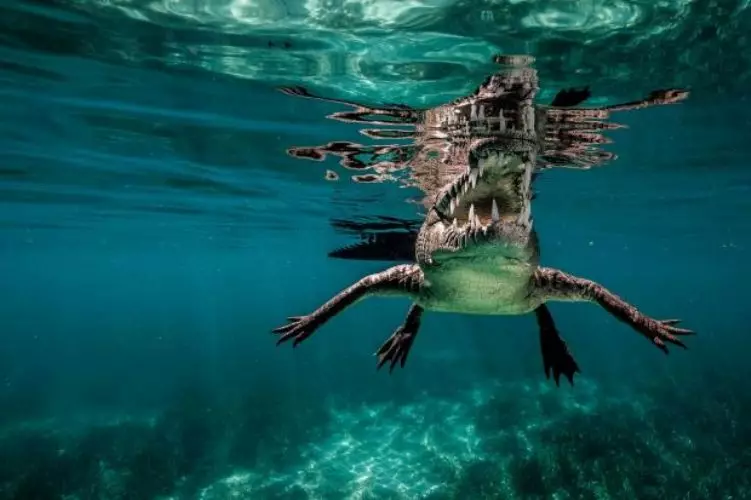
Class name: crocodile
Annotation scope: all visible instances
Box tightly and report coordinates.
[273,56,693,386]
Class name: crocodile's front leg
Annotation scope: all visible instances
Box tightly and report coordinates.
[601,88,689,112]
[278,86,420,125]
[535,304,580,386]
[547,89,688,121]
[375,303,424,373]
[273,264,423,347]
[533,267,695,354]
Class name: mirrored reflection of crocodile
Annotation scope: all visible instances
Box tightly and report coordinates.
[273,55,693,386]
[281,57,687,264]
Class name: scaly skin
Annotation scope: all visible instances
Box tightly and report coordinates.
[274,56,693,386]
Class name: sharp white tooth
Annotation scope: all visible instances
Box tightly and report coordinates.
[474,214,482,228]
[492,198,500,222]
[468,204,476,229]
[480,162,486,177]
[450,199,455,214]
[470,169,478,188]
[452,218,458,228]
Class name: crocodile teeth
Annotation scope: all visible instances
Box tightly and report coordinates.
[452,218,458,229]
[492,198,500,222]
[470,169,478,188]
[450,199,456,215]
[468,203,477,231]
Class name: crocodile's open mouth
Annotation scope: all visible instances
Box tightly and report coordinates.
[435,151,525,231]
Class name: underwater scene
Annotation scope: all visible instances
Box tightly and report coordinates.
[1,0,750,498]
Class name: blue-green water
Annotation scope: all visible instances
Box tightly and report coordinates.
[1,1,751,498]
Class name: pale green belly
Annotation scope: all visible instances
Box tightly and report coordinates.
[417,264,536,315]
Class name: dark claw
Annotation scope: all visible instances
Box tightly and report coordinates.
[375,340,394,370]
[375,325,417,374]
[660,335,687,350]
[652,337,669,354]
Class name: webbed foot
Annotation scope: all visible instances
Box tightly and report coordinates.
[535,304,580,386]
[375,304,424,373]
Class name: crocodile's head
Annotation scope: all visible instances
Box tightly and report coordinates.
[416,137,538,266]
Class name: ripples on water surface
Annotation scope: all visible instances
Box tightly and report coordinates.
[1,0,751,499]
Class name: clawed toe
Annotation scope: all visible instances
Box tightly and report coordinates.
[660,319,682,326]
[375,326,416,373]
[272,315,317,347]
[644,318,695,354]
[658,318,695,335]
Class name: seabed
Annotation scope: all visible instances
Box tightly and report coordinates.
[1,376,743,499]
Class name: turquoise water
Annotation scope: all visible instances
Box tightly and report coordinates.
[1,1,751,498]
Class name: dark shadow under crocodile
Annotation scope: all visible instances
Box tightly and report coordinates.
[274,55,693,387]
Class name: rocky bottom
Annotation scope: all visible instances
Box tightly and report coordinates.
[0,376,747,500]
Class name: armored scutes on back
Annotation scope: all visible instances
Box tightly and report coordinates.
[272,55,693,386]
